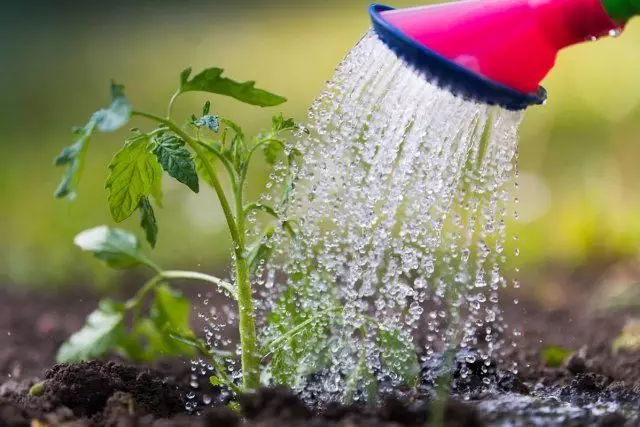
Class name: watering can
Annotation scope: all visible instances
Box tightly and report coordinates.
[369,0,639,109]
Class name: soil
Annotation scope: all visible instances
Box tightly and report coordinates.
[1,264,639,427]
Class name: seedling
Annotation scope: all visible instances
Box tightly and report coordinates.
[53,66,419,399]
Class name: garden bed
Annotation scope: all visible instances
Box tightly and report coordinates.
[1,270,639,427]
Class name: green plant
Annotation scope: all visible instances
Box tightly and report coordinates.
[53,66,419,400]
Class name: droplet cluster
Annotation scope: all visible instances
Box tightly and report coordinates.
[261,31,524,401]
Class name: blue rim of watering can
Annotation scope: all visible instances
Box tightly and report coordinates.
[368,4,547,111]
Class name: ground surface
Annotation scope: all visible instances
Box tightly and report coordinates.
[1,264,639,426]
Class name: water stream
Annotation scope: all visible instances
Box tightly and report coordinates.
[256,31,524,401]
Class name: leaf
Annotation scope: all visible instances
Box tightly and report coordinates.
[105,135,163,223]
[247,229,275,274]
[220,118,244,138]
[93,81,131,132]
[263,140,283,165]
[265,287,334,387]
[152,284,192,336]
[74,226,147,269]
[56,300,125,362]
[54,82,132,201]
[152,134,199,193]
[612,318,640,354]
[377,328,420,386]
[541,345,573,367]
[138,197,158,248]
[260,114,297,164]
[203,100,211,116]
[271,114,296,133]
[179,67,286,107]
[209,376,222,387]
[53,122,96,200]
[194,143,220,188]
[134,285,196,358]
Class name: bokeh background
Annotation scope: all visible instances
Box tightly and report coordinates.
[2,0,640,300]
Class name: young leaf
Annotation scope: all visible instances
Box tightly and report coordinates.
[261,114,297,164]
[138,196,158,248]
[152,134,199,193]
[377,328,420,386]
[152,284,192,336]
[53,122,96,200]
[220,118,244,139]
[179,67,286,107]
[56,300,125,362]
[93,82,131,132]
[74,226,148,269]
[105,135,163,223]
[271,114,296,133]
[263,141,283,165]
[194,142,220,188]
[54,82,132,200]
[135,285,195,357]
[247,229,275,274]
[203,100,211,116]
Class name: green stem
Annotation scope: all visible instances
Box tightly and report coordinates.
[126,270,236,310]
[167,90,180,119]
[233,174,261,390]
[235,254,260,390]
[162,270,237,299]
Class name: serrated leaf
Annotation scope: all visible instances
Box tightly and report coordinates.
[56,300,125,362]
[93,81,131,132]
[53,122,96,200]
[139,196,158,248]
[106,135,163,223]
[377,328,420,386]
[152,134,199,193]
[74,226,147,269]
[179,67,286,107]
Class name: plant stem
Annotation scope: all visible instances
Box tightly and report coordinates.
[233,175,261,390]
[131,109,261,390]
[235,254,260,390]
[167,90,180,119]
[161,270,237,299]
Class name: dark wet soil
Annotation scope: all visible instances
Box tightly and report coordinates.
[1,264,639,426]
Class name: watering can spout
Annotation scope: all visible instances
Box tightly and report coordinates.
[369,0,639,107]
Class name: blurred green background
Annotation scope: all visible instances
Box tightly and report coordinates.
[2,1,640,290]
